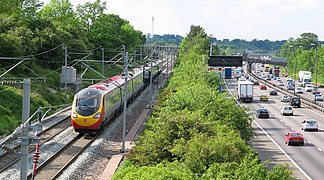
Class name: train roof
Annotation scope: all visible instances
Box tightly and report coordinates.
[86,66,144,93]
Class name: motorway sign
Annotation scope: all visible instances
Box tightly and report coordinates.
[209,55,243,67]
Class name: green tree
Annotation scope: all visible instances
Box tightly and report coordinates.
[76,0,106,31]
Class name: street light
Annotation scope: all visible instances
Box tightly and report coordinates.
[289,45,296,95]
[310,43,318,93]
[290,45,303,95]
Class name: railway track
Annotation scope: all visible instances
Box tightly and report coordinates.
[0,117,71,173]
[27,133,99,180]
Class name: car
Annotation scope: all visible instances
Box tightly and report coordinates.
[290,96,301,108]
[296,87,303,94]
[281,105,293,116]
[313,91,320,95]
[287,80,294,86]
[301,119,318,131]
[315,94,324,101]
[239,76,246,81]
[260,95,269,101]
[269,90,278,95]
[287,76,292,81]
[256,108,270,118]
[287,85,294,90]
[281,95,290,102]
[254,80,260,85]
[277,81,285,86]
[285,132,304,146]
[260,85,267,90]
[276,77,281,81]
[305,84,314,92]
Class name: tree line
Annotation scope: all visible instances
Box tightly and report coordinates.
[280,32,324,85]
[0,0,145,69]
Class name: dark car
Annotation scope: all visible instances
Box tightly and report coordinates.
[269,90,278,95]
[313,91,320,95]
[290,96,301,108]
[257,108,270,118]
[254,80,260,85]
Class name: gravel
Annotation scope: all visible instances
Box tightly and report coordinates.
[57,86,154,180]
[0,127,78,179]
[0,75,166,180]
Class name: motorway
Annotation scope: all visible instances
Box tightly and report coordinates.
[225,77,324,180]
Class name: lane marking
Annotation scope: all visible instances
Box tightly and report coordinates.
[291,128,294,131]
[224,78,312,180]
[308,140,312,144]
[253,120,312,180]
[317,148,322,152]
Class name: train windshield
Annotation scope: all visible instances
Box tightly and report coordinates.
[75,88,101,116]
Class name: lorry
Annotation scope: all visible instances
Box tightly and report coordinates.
[264,64,270,72]
[273,67,280,77]
[225,68,232,79]
[298,71,312,87]
[237,81,254,102]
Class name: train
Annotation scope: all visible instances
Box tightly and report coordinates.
[71,60,164,134]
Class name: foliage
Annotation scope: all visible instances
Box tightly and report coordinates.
[0,0,149,136]
[280,32,324,85]
[113,160,194,180]
[114,25,292,179]
[149,34,183,46]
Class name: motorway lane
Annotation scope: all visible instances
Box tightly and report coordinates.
[255,73,324,106]
[253,73,324,151]
[226,78,324,180]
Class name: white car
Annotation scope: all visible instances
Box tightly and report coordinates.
[281,105,293,116]
[301,119,318,131]
[281,95,290,102]
[305,84,314,92]
[278,81,285,86]
[315,94,324,101]
[296,87,303,94]
[287,76,292,81]
[276,77,281,81]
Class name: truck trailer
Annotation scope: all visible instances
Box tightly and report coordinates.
[274,67,280,77]
[298,71,312,87]
[225,68,232,79]
[237,81,254,102]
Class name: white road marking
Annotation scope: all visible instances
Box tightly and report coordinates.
[285,123,288,126]
[280,120,283,122]
[317,148,322,152]
[224,79,311,180]
[291,128,295,131]
[307,140,312,144]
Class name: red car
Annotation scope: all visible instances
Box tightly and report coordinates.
[260,85,267,90]
[285,132,304,146]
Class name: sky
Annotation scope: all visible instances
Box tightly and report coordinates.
[40,0,324,41]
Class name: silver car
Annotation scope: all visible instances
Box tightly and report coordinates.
[281,95,290,102]
[315,94,324,101]
[301,119,318,131]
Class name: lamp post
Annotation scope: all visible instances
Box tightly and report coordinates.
[310,43,318,93]
[290,45,296,95]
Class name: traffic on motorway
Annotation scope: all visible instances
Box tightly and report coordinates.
[224,65,324,179]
